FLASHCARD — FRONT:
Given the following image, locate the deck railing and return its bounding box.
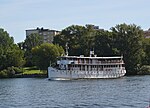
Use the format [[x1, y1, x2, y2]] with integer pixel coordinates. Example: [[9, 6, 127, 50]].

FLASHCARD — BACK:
[[73, 61, 124, 65]]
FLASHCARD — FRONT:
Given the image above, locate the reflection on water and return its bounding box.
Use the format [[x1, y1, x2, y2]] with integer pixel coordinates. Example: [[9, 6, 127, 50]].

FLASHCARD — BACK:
[[0, 76, 150, 108]]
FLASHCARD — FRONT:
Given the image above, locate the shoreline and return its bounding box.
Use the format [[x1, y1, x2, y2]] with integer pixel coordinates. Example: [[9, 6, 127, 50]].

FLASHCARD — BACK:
[[15, 74, 47, 78]]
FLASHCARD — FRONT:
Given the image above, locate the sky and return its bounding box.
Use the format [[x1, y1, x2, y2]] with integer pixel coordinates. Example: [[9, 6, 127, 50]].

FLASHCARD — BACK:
[[0, 0, 150, 43]]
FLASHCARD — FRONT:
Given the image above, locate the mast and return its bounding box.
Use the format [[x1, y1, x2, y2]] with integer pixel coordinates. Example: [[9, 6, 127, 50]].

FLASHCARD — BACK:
[[65, 42, 69, 56], [90, 48, 94, 57]]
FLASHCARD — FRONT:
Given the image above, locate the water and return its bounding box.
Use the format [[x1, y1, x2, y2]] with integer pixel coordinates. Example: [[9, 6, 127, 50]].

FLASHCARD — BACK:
[[0, 76, 150, 108]]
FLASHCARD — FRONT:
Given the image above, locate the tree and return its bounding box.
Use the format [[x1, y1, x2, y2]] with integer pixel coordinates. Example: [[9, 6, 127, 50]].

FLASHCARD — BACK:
[[111, 23, 144, 75], [142, 38, 150, 65], [54, 25, 97, 56], [0, 28, 25, 70], [6, 45, 25, 68], [31, 43, 64, 70], [94, 30, 117, 56], [24, 33, 43, 66], [54, 25, 86, 55], [80, 25, 97, 56], [0, 28, 14, 48], [24, 33, 43, 50]]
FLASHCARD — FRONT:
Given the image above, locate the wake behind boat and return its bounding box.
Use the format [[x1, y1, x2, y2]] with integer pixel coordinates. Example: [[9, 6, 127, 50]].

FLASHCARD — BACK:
[[48, 47, 126, 80]]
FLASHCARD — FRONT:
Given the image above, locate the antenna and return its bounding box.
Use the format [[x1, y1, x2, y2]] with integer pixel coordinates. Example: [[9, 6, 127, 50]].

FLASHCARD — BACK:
[[49, 61, 51, 66]]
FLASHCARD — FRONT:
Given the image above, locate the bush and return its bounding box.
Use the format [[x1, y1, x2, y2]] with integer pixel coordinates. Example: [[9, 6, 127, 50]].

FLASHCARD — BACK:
[[0, 66, 23, 78], [12, 67, 23, 74], [137, 65, 150, 75], [0, 70, 8, 78]]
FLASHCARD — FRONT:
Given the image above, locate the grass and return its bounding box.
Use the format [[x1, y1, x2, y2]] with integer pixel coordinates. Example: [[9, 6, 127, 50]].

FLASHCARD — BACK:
[[23, 67, 46, 75]]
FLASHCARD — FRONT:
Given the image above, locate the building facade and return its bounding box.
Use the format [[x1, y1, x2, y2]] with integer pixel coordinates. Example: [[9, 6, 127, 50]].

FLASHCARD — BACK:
[[144, 29, 150, 38], [26, 27, 60, 43]]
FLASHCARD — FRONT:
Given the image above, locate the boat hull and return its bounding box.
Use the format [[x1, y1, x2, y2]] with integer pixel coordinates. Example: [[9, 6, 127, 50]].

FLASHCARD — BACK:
[[48, 67, 126, 80]]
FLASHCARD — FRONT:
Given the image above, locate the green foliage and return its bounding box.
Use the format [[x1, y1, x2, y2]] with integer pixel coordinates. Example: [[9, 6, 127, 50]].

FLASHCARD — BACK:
[[0, 23, 149, 76], [80, 25, 97, 56], [54, 25, 86, 55], [0, 28, 25, 71], [31, 43, 64, 70], [94, 30, 117, 56], [138, 65, 150, 75], [24, 33, 43, 50], [54, 24, 147, 75], [24, 33, 43, 66], [111, 23, 144, 75], [142, 38, 150, 65], [23, 67, 43, 75], [0, 70, 7, 78], [0, 28, 14, 49], [6, 45, 25, 67], [54, 25, 97, 56], [0, 66, 23, 78]]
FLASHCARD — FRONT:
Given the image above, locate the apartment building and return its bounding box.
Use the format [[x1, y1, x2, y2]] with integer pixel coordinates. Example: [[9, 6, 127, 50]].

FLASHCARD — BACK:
[[26, 27, 60, 43]]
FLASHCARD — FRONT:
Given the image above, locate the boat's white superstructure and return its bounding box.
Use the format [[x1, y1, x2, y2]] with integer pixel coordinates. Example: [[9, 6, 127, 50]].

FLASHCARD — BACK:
[[48, 51, 126, 80]]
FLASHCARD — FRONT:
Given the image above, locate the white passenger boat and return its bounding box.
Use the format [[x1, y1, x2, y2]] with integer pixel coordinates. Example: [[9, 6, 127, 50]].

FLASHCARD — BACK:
[[48, 48, 126, 80]]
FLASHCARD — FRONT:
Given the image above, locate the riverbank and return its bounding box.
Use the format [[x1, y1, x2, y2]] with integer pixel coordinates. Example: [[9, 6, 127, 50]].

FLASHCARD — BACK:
[[1, 66, 150, 79], [16, 67, 47, 78], [0, 66, 47, 78], [15, 74, 47, 78]]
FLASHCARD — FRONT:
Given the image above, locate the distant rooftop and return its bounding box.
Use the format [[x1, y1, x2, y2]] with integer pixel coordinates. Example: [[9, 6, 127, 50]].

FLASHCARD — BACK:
[[26, 27, 60, 32]]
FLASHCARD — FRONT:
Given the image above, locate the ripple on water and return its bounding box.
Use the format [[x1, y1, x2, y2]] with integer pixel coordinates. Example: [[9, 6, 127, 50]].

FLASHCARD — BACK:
[[0, 76, 150, 108]]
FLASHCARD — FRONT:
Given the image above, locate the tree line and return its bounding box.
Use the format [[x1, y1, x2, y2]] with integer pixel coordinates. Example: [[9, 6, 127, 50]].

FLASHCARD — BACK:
[[54, 24, 150, 75], [0, 23, 150, 78]]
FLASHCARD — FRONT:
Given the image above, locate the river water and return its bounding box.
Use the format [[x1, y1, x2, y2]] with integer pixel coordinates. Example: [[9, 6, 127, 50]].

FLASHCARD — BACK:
[[0, 76, 150, 108]]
